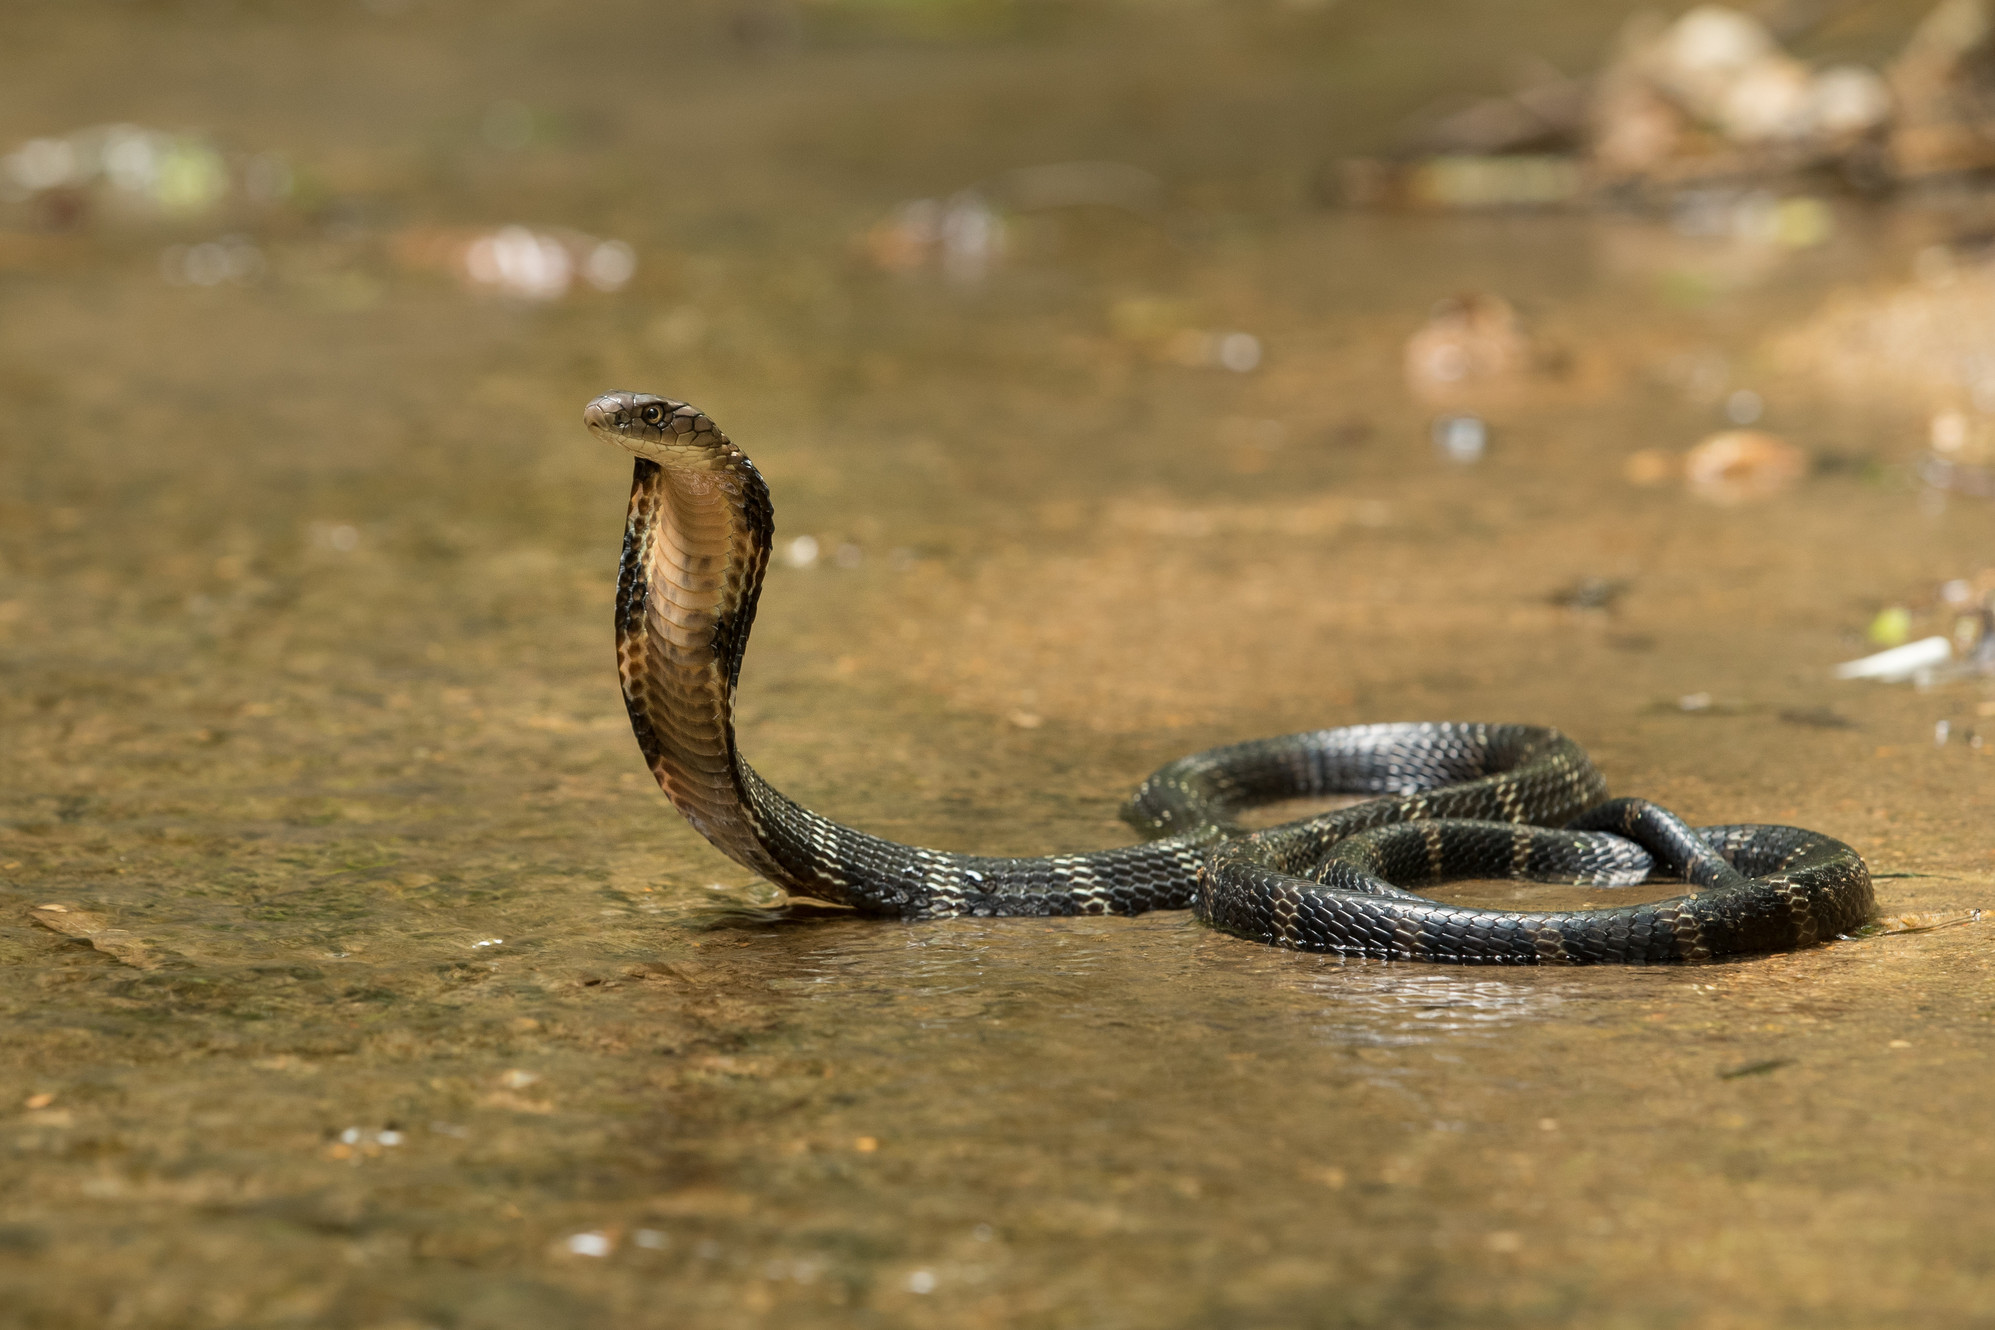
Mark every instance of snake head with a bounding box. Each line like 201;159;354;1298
584;391;738;470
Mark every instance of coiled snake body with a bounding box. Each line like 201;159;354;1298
585;391;1872;963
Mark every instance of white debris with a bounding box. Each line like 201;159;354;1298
465;226;572;300
1216;332;1262;372
866;191;1007;280
456;226;636;300
1432;415;1488;463
582;239;636;291
2;125;232;215
1725;389;1764;424
1809;65;1893;139
1832;635;1953;682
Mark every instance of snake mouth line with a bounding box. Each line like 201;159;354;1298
591;389;1873;962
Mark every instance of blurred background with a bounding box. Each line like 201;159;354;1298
3;1;1994;1327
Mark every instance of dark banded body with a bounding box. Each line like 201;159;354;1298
584;391;1873;962
1202;799;1872;962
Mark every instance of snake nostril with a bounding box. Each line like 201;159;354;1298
583;397;622;431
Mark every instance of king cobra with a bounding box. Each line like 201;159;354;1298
585;390;1873;963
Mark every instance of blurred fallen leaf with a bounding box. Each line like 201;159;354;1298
30;902;168;969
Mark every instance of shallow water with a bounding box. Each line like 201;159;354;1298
2;2;1992;1326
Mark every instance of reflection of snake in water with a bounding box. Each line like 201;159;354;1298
584;391;1873;964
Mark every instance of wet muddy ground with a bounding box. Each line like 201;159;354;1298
2;2;1992;1326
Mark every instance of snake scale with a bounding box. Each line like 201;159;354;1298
584;390;1873;963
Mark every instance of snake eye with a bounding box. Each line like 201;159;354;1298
639;404;665;425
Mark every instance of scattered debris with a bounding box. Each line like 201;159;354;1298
1837;569;1995;684
392;225;634;300
1332;0;1995;211
463;227;632;299
0;124;271;226
1591;6;1890;187
866;191;1004;282
1666;187;1836;246
1404;294;1536;403
1682;429;1807;502
1887;0;1995;178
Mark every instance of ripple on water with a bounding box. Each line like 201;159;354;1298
1295;968;1578;1047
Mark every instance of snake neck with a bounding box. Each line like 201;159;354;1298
615;453;794;886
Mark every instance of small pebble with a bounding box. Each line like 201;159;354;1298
1216;332;1261;373
566;1231;612;1257
1431;414;1487;464
1725;388;1764;424
1403;294;1531;403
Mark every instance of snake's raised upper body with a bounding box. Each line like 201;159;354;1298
584;390;1873;963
